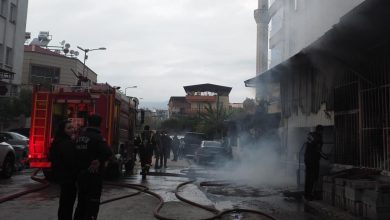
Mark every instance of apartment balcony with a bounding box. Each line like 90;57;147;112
186;95;216;103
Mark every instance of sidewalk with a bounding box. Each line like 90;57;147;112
304;200;360;220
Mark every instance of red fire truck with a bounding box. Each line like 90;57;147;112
28;83;138;177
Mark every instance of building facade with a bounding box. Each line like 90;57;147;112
168;96;190;118
22;45;97;87
0;0;28;96
247;0;390;174
184;83;231;115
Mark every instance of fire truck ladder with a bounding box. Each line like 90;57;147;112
30;92;50;165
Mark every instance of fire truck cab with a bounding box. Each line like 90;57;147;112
28;84;138;178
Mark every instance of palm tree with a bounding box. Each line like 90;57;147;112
199;100;231;139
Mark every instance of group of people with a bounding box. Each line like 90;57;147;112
134;125;181;178
50;114;112;220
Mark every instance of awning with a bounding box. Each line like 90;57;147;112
245;0;390;87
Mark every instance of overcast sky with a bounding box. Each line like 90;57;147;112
27;0;257;106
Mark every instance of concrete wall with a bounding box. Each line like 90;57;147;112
0;0;28;95
22;51;98;86
263;0;364;162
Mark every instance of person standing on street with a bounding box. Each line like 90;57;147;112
304;125;328;200
171;134;180;161
154;131;163;170
161;132;172;168
50;120;77;220
139;125;155;178
74;114;112;220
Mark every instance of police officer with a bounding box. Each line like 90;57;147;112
74;115;112;220
304;125;328;200
139;125;155;178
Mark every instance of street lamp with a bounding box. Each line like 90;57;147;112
124;86;138;96
77;46;106;82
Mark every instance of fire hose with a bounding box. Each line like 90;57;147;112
0;170;277;220
104;172;277;220
0;169;50;204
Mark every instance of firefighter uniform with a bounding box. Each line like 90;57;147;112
74;127;112;220
304;126;324;200
139;126;155;177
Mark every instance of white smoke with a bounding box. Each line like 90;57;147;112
218;135;296;187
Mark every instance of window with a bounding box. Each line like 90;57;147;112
30;65;61;85
9;3;16;23
0;43;4;64
5;47;13;66
0;0;7;17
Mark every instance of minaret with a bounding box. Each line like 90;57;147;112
254;0;269;76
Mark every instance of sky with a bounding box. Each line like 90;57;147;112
26;0;257;108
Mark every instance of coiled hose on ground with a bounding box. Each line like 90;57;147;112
0;169;277;220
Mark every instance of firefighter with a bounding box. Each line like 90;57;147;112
304;125;328;200
74;114;112;220
171;134;180;161
139;125;155;178
49;120;77;220
154;131;163;169
161;132;172;168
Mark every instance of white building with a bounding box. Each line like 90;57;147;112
0;0;29;96
247;0;368;164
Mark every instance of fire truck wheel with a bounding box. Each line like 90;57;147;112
1;154;14;178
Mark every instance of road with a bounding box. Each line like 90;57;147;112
0;158;319;220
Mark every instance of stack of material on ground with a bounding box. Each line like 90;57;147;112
322;168;390;220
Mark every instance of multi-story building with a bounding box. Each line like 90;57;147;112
251;0;364;113
246;0;390;174
184;83;231;115
0;0;29;96
22;45;97;86
168;96;190;118
168;84;232;118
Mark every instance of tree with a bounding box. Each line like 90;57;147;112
199;102;232;139
0;89;32;130
243;98;256;113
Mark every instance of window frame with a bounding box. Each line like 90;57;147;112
9;2;16;24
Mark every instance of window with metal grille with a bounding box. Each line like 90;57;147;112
30;65;60;85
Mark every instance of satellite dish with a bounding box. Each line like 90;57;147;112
60;40;66;46
70;50;75;55
65;43;71;49
74;51;79;56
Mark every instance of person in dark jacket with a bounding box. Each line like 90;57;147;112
161;132;171;168
139;125;155;178
74;114;112;220
154;131;163;170
304;125;328;200
49;120;77;220
171;134;180;161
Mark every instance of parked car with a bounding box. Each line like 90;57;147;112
0;132;29;169
0;136;16;178
194;141;230;165
183;132;206;155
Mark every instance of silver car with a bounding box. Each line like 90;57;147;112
0;132;29;170
0;136;15;178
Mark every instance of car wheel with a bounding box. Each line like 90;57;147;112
1;154;14;178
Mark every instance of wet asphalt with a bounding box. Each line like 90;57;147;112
0;159;319;220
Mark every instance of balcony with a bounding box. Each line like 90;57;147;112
186;95;216;103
